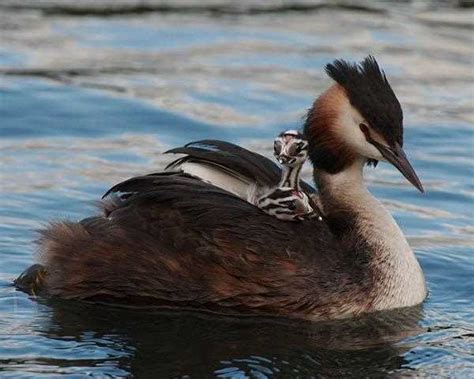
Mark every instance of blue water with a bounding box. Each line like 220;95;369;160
1;1;473;377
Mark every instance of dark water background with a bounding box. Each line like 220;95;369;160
1;1;473;377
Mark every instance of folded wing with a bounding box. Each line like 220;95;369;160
104;139;315;201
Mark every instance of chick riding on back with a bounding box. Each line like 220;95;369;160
256;130;321;221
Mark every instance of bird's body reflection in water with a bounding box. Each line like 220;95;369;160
35;300;424;377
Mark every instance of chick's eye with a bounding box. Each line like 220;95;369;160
274;141;282;155
293;141;305;154
287;143;298;156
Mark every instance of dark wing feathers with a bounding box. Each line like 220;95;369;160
102;172;203;199
179;140;315;194
166;140;281;187
165;139;314;193
104;173;326;246
102;139;315;217
100;171;258;217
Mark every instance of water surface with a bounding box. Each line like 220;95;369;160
0;1;473;377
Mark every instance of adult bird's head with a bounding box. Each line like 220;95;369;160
304;56;424;192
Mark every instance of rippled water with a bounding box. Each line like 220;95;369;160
1;1;473;377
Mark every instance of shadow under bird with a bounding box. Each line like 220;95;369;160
15;56;426;321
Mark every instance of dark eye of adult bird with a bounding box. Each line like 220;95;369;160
15;56;426;322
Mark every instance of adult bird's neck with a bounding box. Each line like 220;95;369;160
314;159;426;310
279;165;302;190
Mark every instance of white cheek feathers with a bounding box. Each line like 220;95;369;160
334;98;384;162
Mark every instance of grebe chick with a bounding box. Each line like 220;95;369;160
256;130;321;221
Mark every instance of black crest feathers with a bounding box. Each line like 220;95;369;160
325;56;404;147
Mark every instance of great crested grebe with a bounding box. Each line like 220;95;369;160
255;130;319;221
15;56;427;321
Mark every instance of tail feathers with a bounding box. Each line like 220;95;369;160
14;264;48;296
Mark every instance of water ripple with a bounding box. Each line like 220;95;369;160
0;1;473;377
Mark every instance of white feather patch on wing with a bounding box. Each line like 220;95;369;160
179;161;252;200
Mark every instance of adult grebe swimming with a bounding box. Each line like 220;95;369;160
16;56;426;320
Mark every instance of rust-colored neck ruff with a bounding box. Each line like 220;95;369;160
304;85;356;174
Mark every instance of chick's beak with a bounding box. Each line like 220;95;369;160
375;142;424;193
277;155;289;164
